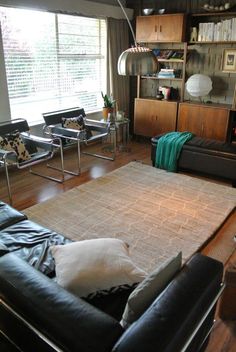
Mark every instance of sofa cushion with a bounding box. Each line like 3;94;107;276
0;201;27;230
85;283;138;321
0;243;9;257
51;238;147;297
0;219;71;277
121;251;182;328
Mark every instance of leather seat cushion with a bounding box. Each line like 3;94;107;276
152;135;236;159
0;220;71;277
0;202;27;230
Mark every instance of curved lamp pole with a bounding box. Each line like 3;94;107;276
116;0;158;76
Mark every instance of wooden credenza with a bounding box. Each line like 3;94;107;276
177;102;231;142
134;98;178;137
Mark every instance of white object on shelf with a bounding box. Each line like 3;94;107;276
186;74;212;97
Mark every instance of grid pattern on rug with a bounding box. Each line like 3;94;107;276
24;162;236;273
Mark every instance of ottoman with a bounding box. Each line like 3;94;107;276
151;135;236;187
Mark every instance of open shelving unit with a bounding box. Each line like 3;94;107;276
189;11;236;44
137;42;188;102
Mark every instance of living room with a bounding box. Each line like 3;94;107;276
0;0;236;351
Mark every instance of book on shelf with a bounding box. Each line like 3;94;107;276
197;17;236;42
152;49;184;60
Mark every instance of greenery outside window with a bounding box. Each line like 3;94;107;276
0;7;107;124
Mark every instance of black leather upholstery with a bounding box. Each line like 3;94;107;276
0;220;71;277
43;107;86;126
112;254;223;352
151;135;236;185
0;253;123;352
0;201;225;352
0;201;27;230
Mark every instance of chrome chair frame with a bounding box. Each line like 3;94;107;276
43;108;116;176
0;119;64;204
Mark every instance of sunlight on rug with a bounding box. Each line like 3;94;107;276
24;162;236;273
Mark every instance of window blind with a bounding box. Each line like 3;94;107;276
0;7;107;124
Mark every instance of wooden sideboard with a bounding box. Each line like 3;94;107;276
177;102;231;142
134;100;235;142
134;98;178;137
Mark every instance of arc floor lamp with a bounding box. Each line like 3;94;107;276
116;0;158;76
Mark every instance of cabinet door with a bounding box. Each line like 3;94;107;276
177;104;203;135
155;101;177;134
134;99;177;137
136;14;185;43
136;16;158;43
178;103;230;141
201;107;229;141
157;14;185;42
134;99;157;137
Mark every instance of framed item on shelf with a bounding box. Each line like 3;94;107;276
222;49;236;73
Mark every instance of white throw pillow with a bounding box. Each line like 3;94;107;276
50;238;147;297
121;252;182;328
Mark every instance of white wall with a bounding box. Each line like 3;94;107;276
0;0;133;19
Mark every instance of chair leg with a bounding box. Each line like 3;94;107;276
3;159;12;205
82;129;116;161
47;139;81;176
30;140;65;183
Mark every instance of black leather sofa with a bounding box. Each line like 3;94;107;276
151;135;236;186
0;201;224;352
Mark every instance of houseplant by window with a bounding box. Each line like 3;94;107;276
101;92;115;120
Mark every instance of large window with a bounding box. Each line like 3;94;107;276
0;7;107;124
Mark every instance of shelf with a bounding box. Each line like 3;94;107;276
189;41;236;44
191;11;236;17
158;59;184;63
141;76;182;81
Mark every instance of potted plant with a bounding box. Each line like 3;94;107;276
101;92;115;120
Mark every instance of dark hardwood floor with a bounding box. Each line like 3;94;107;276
0;139;235;351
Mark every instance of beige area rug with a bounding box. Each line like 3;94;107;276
24;162;236;273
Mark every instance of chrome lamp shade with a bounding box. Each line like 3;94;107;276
118;46;158;76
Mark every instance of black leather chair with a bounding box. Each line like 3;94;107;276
43;107;116;176
0;118;64;204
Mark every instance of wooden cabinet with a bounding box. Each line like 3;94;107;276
177;103;230;141
134;98;178;137
136;14;186;43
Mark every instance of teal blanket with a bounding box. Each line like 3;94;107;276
155;132;194;172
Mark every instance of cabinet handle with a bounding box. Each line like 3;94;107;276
155;25;157;32
160;25;162;33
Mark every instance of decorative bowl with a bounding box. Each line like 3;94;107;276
142;8;154;16
158;9;165;14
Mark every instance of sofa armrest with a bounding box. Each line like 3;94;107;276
0;253;123;352
113;253;223;352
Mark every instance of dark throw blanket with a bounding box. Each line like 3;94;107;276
155;131;194;172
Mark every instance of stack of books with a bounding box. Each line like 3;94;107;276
198;18;236;42
158;69;175;79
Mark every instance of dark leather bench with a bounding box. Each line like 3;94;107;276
151;135;236;187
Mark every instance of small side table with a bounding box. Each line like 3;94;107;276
113;118;130;152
